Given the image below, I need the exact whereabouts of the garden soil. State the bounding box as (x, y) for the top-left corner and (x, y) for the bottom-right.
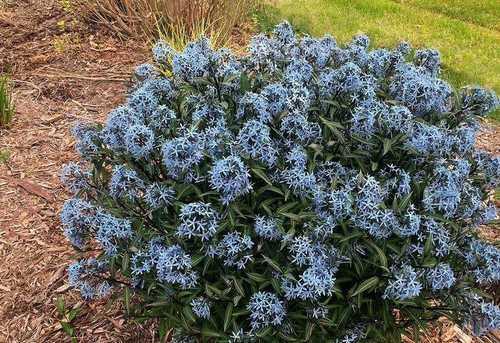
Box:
(0, 1), (498, 342)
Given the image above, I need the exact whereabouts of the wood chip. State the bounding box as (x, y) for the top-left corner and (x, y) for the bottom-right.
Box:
(45, 266), (66, 288)
(6, 177), (54, 202)
(0, 284), (12, 292)
(55, 284), (70, 294)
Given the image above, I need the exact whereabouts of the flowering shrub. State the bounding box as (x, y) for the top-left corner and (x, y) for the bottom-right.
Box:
(62, 22), (500, 342)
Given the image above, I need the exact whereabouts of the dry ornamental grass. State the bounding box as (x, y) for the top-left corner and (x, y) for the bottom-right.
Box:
(78, 0), (257, 48)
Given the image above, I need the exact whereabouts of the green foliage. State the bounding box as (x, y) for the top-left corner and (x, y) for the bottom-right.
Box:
(0, 75), (15, 127)
(0, 149), (10, 164)
(56, 296), (79, 343)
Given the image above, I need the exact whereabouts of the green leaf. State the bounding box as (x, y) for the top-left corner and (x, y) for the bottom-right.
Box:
(182, 305), (196, 323)
(191, 254), (204, 267)
(145, 300), (170, 308)
(320, 116), (344, 130)
(278, 332), (299, 341)
(199, 190), (219, 198)
(261, 202), (273, 216)
(262, 255), (283, 273)
(422, 257), (438, 268)
(320, 99), (340, 107)
(232, 309), (250, 317)
(228, 208), (236, 226)
(240, 73), (251, 92)
(158, 319), (169, 340)
(280, 212), (301, 221)
(256, 326), (272, 337)
(251, 168), (273, 186)
(351, 276), (380, 297)
(124, 287), (131, 315)
(337, 306), (352, 327)
(67, 308), (79, 322)
(339, 231), (364, 243)
(223, 303), (233, 332)
(259, 185), (284, 196)
(206, 284), (223, 297)
(277, 201), (298, 213)
(119, 252), (130, 273)
(382, 138), (392, 156)
(366, 240), (389, 272)
(320, 116), (345, 143)
(232, 205), (247, 219)
(398, 192), (413, 211)
(56, 297), (65, 316)
(233, 278), (245, 297)
(247, 272), (267, 283)
(61, 321), (74, 336)
(271, 277), (281, 293)
(305, 321), (314, 341)
(233, 295), (242, 306)
(201, 325), (224, 338)
(424, 234), (433, 257)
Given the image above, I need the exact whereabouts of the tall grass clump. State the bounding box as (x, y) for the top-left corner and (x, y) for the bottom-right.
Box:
(62, 22), (499, 342)
(78, 0), (256, 48)
(0, 75), (15, 127)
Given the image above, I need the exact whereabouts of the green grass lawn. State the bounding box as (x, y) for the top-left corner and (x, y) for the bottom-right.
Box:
(256, 0), (500, 120)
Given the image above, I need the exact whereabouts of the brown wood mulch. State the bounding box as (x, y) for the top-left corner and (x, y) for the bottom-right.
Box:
(0, 1), (498, 342)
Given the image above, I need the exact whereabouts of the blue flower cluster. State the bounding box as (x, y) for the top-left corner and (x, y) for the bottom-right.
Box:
(465, 292), (500, 336)
(237, 120), (277, 166)
(254, 216), (282, 241)
(339, 324), (368, 343)
(129, 239), (198, 290)
(109, 165), (145, 200)
(61, 198), (132, 256)
(68, 258), (112, 300)
(426, 263), (455, 290)
(152, 40), (174, 64)
(414, 49), (441, 77)
(72, 122), (101, 159)
(61, 198), (99, 249)
(162, 129), (204, 181)
(461, 86), (499, 116)
(176, 202), (219, 241)
(465, 239), (500, 284)
(155, 244), (198, 289)
(144, 182), (175, 210)
(423, 159), (471, 218)
(478, 302), (500, 334)
(247, 291), (286, 330)
(60, 162), (90, 194)
(383, 265), (422, 301)
(282, 236), (339, 300)
(63, 21), (499, 341)
(389, 63), (451, 116)
(208, 231), (254, 269)
(124, 124), (155, 158)
(95, 213), (133, 256)
(190, 297), (211, 319)
(209, 155), (252, 204)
